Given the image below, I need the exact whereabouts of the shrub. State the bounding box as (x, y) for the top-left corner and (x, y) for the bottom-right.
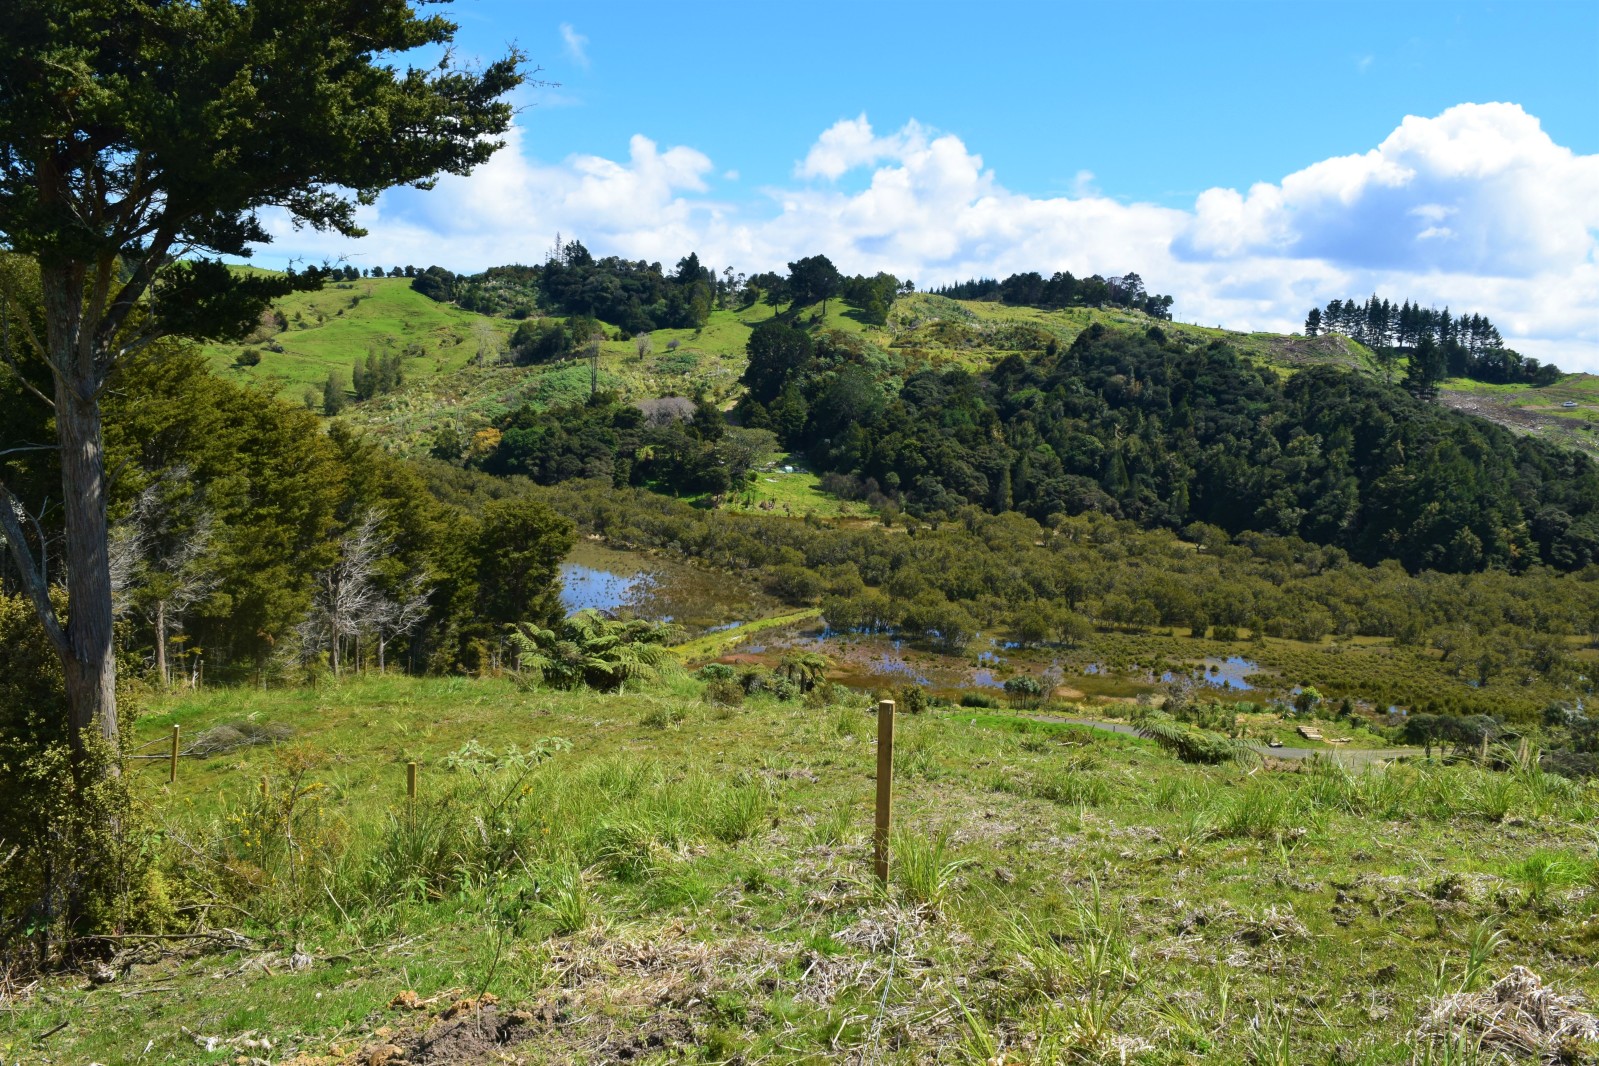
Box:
(1133, 707), (1258, 766)
(641, 704), (687, 729)
(896, 685), (929, 715)
(803, 681), (853, 710)
(236, 347), (262, 367)
(507, 610), (679, 692)
(767, 564), (824, 605)
(703, 678), (744, 707)
(0, 596), (159, 971)
(508, 318), (578, 365)
(960, 692), (1000, 709)
(740, 670), (798, 701)
(1003, 675), (1046, 709)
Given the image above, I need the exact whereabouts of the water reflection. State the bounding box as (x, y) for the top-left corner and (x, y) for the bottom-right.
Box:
(1203, 656), (1259, 691)
(558, 562), (653, 615)
(556, 541), (777, 631)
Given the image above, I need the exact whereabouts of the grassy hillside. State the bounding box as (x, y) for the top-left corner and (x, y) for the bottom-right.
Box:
(887, 293), (1382, 376)
(210, 274), (1378, 429)
(6, 673), (1596, 1063)
(204, 273), (1597, 474)
(316, 300), (788, 458)
(203, 277), (517, 403)
(1440, 373), (1599, 457)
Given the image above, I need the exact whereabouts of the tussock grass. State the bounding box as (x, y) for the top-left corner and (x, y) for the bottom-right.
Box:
(891, 827), (970, 913)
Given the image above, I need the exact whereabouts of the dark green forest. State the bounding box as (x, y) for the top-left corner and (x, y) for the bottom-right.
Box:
(410, 241), (727, 330)
(1, 336), (575, 685)
(482, 391), (774, 496)
(735, 320), (1599, 573)
(933, 269), (1174, 319)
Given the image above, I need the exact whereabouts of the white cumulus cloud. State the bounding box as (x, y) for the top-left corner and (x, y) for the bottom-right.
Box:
(1178, 102), (1599, 278)
(796, 114), (932, 180)
(249, 104), (1599, 370)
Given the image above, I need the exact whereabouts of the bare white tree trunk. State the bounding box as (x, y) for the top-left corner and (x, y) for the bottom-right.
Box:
(125, 480), (217, 688)
(306, 510), (393, 677)
(155, 599), (167, 686)
(373, 576), (431, 676)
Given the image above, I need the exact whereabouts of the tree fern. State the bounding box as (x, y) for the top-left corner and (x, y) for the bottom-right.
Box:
(779, 651), (832, 692)
(1133, 708), (1260, 767)
(507, 610), (681, 691)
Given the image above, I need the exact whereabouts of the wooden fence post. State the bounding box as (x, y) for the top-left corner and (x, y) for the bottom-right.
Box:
(874, 699), (895, 885)
(169, 724), (180, 784)
(407, 761), (418, 829)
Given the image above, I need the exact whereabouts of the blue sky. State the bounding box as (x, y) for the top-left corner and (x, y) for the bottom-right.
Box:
(490, 0), (1598, 205)
(258, 0), (1599, 366)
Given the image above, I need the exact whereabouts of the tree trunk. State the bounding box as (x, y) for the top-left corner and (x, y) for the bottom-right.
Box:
(43, 263), (121, 766)
(156, 600), (168, 686)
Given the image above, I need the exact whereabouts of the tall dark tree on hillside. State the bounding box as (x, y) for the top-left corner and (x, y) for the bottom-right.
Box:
(1306, 293), (1551, 386)
(1405, 334), (1449, 400)
(475, 498), (576, 630)
(0, 1), (523, 803)
(840, 272), (899, 325)
(787, 255), (841, 316)
(742, 320), (815, 406)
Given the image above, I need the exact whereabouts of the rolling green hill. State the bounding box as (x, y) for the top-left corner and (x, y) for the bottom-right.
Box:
(205, 270), (1591, 467)
(209, 276), (1375, 414)
(202, 276), (518, 403)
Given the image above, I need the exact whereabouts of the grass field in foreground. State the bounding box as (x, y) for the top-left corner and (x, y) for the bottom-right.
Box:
(5, 674), (1597, 1064)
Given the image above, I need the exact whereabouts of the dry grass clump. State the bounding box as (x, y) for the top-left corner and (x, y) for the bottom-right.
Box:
(188, 720), (294, 755)
(1420, 966), (1599, 1063)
